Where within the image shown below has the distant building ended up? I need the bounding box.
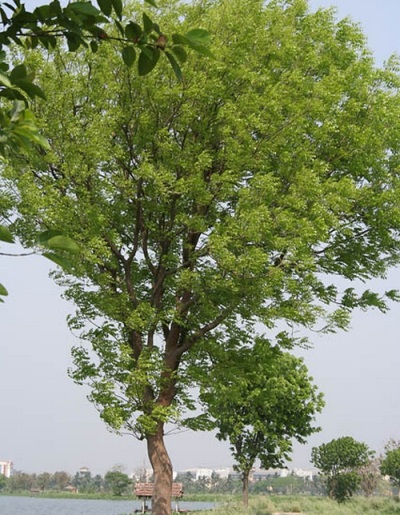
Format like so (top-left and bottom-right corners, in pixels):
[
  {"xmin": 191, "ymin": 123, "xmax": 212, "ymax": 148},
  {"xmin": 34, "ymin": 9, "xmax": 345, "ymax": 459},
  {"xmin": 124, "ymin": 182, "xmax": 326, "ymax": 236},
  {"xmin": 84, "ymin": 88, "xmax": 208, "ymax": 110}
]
[
  {"xmin": 64, "ymin": 484, "xmax": 78, "ymax": 493},
  {"xmin": 190, "ymin": 468, "xmax": 212, "ymax": 480},
  {"xmin": 78, "ymin": 467, "xmax": 90, "ymax": 477},
  {"xmin": 177, "ymin": 468, "xmax": 220, "ymax": 481},
  {"xmin": 0, "ymin": 461, "xmax": 13, "ymax": 478},
  {"xmin": 214, "ymin": 468, "xmax": 230, "ymax": 479},
  {"xmin": 292, "ymin": 468, "xmax": 314, "ymax": 481},
  {"xmin": 253, "ymin": 468, "xmax": 289, "ymax": 480}
]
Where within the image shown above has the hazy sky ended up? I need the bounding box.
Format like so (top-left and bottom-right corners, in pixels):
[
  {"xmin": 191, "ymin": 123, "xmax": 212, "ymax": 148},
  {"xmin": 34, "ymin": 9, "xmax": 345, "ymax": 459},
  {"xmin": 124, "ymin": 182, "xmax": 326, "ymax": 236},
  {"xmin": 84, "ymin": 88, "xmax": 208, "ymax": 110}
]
[{"xmin": 1, "ymin": 0, "xmax": 400, "ymax": 476}]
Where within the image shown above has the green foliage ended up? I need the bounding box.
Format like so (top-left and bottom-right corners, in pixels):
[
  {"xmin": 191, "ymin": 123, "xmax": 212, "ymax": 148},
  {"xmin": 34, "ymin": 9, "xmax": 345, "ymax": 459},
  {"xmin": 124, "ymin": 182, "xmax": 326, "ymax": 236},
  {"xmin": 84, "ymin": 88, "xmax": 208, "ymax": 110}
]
[
  {"xmin": 0, "ymin": 1, "xmax": 210, "ymax": 154},
  {"xmin": 326, "ymin": 472, "xmax": 360, "ymax": 504},
  {"xmin": 312, "ymin": 437, "xmax": 373, "ymax": 475},
  {"xmin": 3, "ymin": 0, "xmax": 400, "ymax": 496},
  {"xmin": 198, "ymin": 336, "xmax": 324, "ymax": 499},
  {"xmin": 380, "ymin": 445, "xmax": 400, "ymax": 487},
  {"xmin": 104, "ymin": 470, "xmax": 132, "ymax": 496},
  {"xmin": 0, "ymin": 224, "xmax": 14, "ymax": 243},
  {"xmin": 0, "ymin": 474, "xmax": 7, "ymax": 491},
  {"xmin": 311, "ymin": 436, "xmax": 374, "ymax": 502},
  {"xmin": 6, "ymin": 471, "xmax": 34, "ymax": 492}
]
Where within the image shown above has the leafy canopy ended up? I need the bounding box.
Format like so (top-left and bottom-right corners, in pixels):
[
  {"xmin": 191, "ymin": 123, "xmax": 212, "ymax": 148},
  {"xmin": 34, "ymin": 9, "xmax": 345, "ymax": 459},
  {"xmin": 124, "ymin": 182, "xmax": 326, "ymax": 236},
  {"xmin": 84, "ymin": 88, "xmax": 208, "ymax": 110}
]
[
  {"xmin": 0, "ymin": 0, "xmax": 210, "ymax": 298},
  {"xmin": 380, "ymin": 445, "xmax": 400, "ymax": 487},
  {"xmin": 311, "ymin": 436, "xmax": 374, "ymax": 503},
  {"xmin": 0, "ymin": 0, "xmax": 210, "ymax": 153},
  {"xmin": 198, "ymin": 336, "xmax": 324, "ymax": 497},
  {"xmin": 3, "ymin": 0, "xmax": 400, "ymax": 440}
]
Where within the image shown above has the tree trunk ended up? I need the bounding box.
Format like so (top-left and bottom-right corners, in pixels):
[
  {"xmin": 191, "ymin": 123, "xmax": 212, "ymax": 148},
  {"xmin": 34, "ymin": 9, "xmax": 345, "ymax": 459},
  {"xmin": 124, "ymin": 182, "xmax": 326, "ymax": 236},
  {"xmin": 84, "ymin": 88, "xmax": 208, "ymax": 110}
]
[
  {"xmin": 147, "ymin": 423, "xmax": 173, "ymax": 515},
  {"xmin": 242, "ymin": 470, "xmax": 250, "ymax": 508}
]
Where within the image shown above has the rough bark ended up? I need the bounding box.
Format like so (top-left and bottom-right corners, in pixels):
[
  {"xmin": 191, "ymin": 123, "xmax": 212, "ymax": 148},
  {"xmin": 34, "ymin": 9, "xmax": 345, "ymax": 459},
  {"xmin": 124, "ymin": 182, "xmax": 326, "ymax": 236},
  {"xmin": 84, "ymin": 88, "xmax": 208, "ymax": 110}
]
[{"xmin": 147, "ymin": 424, "xmax": 173, "ymax": 515}]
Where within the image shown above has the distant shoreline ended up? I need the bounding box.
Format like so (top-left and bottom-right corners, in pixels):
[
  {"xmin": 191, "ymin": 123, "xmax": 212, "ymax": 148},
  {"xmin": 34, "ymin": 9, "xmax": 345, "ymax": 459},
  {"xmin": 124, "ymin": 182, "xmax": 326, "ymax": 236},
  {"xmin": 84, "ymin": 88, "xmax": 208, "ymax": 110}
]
[{"xmin": 0, "ymin": 491, "xmax": 225, "ymax": 503}]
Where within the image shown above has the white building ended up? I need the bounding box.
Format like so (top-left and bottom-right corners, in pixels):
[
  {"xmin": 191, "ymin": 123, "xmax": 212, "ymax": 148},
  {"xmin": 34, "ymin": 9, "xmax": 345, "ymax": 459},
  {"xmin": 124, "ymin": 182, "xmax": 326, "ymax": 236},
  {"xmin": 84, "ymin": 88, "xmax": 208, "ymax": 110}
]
[
  {"xmin": 253, "ymin": 468, "xmax": 290, "ymax": 479},
  {"xmin": 292, "ymin": 468, "xmax": 314, "ymax": 481},
  {"xmin": 195, "ymin": 468, "xmax": 213, "ymax": 480},
  {"xmin": 178, "ymin": 467, "xmax": 216, "ymax": 480},
  {"xmin": 0, "ymin": 461, "xmax": 13, "ymax": 478},
  {"xmin": 213, "ymin": 468, "xmax": 231, "ymax": 479}
]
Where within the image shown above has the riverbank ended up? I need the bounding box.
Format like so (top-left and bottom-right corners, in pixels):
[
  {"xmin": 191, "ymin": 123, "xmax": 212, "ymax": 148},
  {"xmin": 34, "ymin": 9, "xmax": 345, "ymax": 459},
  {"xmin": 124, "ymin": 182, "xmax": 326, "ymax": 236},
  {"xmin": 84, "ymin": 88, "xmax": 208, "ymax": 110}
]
[
  {"xmin": 0, "ymin": 491, "xmax": 137, "ymax": 501},
  {"xmin": 0, "ymin": 490, "xmax": 231, "ymax": 503}
]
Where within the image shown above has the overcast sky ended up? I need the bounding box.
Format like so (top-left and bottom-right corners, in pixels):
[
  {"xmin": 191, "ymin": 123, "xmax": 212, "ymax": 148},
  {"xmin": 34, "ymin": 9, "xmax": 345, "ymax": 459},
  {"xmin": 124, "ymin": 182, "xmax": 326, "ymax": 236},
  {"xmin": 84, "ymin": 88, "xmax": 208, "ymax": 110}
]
[{"xmin": 1, "ymin": 0, "xmax": 400, "ymax": 476}]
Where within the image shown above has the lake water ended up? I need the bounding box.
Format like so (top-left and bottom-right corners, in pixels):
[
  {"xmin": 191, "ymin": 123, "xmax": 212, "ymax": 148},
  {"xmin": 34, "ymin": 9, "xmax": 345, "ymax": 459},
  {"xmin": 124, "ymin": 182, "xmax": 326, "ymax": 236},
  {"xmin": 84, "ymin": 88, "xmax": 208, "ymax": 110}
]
[{"xmin": 0, "ymin": 496, "xmax": 216, "ymax": 514}]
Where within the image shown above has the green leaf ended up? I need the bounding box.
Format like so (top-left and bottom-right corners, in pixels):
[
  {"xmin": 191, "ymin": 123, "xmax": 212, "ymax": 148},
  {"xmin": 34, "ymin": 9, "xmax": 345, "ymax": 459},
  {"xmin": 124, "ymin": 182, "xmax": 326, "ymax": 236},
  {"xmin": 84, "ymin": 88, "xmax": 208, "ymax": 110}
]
[
  {"xmin": 66, "ymin": 33, "xmax": 82, "ymax": 52},
  {"xmin": 45, "ymin": 235, "xmax": 80, "ymax": 253},
  {"xmin": 0, "ymin": 224, "xmax": 14, "ymax": 243},
  {"xmin": 144, "ymin": 0, "xmax": 157, "ymax": 6},
  {"xmin": 90, "ymin": 40, "xmax": 99, "ymax": 53},
  {"xmin": 165, "ymin": 51, "xmax": 182, "ymax": 82},
  {"xmin": 171, "ymin": 45, "xmax": 187, "ymax": 64},
  {"xmin": 97, "ymin": 0, "xmax": 112, "ymax": 17},
  {"xmin": 185, "ymin": 29, "xmax": 210, "ymax": 45},
  {"xmin": 36, "ymin": 230, "xmax": 62, "ymax": 244},
  {"xmin": 14, "ymin": 80, "xmax": 46, "ymax": 100},
  {"xmin": 125, "ymin": 22, "xmax": 142, "ymax": 41},
  {"xmin": 122, "ymin": 46, "xmax": 136, "ymax": 67},
  {"xmin": 114, "ymin": 19, "xmax": 124, "ymax": 36},
  {"xmin": 69, "ymin": 2, "xmax": 100, "ymax": 17},
  {"xmin": 34, "ymin": 4, "xmax": 50, "ymax": 22},
  {"xmin": 142, "ymin": 12, "xmax": 153, "ymax": 33},
  {"xmin": 111, "ymin": 0, "xmax": 122, "ymax": 19},
  {"xmin": 13, "ymin": 127, "xmax": 50, "ymax": 149},
  {"xmin": 0, "ymin": 8, "xmax": 9, "ymax": 25},
  {"xmin": 10, "ymin": 64, "xmax": 27, "ymax": 82},
  {"xmin": 0, "ymin": 72, "xmax": 12, "ymax": 88},
  {"xmin": 0, "ymin": 283, "xmax": 8, "ymax": 297},
  {"xmin": 172, "ymin": 33, "xmax": 188, "ymax": 45},
  {"xmin": 43, "ymin": 252, "xmax": 74, "ymax": 270},
  {"xmin": 138, "ymin": 46, "xmax": 160, "ymax": 76},
  {"xmin": 49, "ymin": 0, "xmax": 62, "ymax": 16},
  {"xmin": 9, "ymin": 100, "xmax": 25, "ymax": 122},
  {"xmin": 180, "ymin": 29, "xmax": 214, "ymax": 58}
]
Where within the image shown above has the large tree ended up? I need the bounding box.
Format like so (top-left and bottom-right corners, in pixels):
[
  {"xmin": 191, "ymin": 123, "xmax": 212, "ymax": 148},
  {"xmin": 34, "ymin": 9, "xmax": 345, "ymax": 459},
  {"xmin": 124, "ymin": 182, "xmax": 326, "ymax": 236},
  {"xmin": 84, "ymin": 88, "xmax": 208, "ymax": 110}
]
[
  {"xmin": 4, "ymin": 0, "xmax": 400, "ymax": 512},
  {"xmin": 198, "ymin": 337, "xmax": 324, "ymax": 506}
]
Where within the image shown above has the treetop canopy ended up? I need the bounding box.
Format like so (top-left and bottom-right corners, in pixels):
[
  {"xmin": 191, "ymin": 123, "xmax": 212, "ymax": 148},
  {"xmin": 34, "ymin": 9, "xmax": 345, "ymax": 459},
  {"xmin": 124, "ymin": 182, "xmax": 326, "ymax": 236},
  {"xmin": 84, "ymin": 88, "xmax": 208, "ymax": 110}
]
[{"xmin": 3, "ymin": 0, "xmax": 400, "ymax": 434}]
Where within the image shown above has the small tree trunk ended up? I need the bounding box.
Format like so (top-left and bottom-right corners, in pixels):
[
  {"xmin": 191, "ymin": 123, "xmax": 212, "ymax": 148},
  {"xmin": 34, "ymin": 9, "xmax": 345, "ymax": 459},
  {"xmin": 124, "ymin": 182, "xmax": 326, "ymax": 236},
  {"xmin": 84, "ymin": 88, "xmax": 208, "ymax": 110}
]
[
  {"xmin": 242, "ymin": 470, "xmax": 250, "ymax": 508},
  {"xmin": 147, "ymin": 423, "xmax": 173, "ymax": 515}
]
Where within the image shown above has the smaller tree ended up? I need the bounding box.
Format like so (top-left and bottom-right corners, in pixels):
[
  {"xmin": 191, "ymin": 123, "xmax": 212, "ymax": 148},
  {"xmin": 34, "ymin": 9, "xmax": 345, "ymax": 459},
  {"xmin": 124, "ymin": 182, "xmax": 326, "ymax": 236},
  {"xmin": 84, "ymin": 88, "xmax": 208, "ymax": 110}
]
[
  {"xmin": 6, "ymin": 471, "xmax": 34, "ymax": 492},
  {"xmin": 199, "ymin": 337, "xmax": 324, "ymax": 507},
  {"xmin": 51, "ymin": 471, "xmax": 71, "ymax": 491},
  {"xmin": 380, "ymin": 443, "xmax": 400, "ymax": 496},
  {"xmin": 36, "ymin": 472, "xmax": 51, "ymax": 491},
  {"xmin": 104, "ymin": 469, "xmax": 132, "ymax": 496},
  {"xmin": 311, "ymin": 436, "xmax": 373, "ymax": 503}
]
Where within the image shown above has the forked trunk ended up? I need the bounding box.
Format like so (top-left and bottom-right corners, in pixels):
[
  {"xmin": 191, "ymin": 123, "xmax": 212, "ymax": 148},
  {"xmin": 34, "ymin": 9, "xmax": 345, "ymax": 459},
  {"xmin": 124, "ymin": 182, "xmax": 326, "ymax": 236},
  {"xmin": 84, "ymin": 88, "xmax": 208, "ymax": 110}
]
[{"xmin": 147, "ymin": 424, "xmax": 173, "ymax": 515}]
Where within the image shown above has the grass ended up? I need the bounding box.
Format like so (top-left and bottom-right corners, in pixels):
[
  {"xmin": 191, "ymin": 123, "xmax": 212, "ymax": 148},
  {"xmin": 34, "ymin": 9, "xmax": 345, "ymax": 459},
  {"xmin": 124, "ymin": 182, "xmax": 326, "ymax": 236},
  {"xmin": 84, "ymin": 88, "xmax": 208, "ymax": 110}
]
[{"xmin": 193, "ymin": 495, "xmax": 400, "ymax": 514}]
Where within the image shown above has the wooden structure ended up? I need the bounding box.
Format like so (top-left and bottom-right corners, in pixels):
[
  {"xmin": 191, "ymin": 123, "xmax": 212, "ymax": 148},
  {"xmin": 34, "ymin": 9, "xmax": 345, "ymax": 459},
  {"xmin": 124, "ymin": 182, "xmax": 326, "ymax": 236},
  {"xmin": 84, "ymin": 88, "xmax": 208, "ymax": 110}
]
[{"xmin": 134, "ymin": 482, "xmax": 184, "ymax": 513}]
